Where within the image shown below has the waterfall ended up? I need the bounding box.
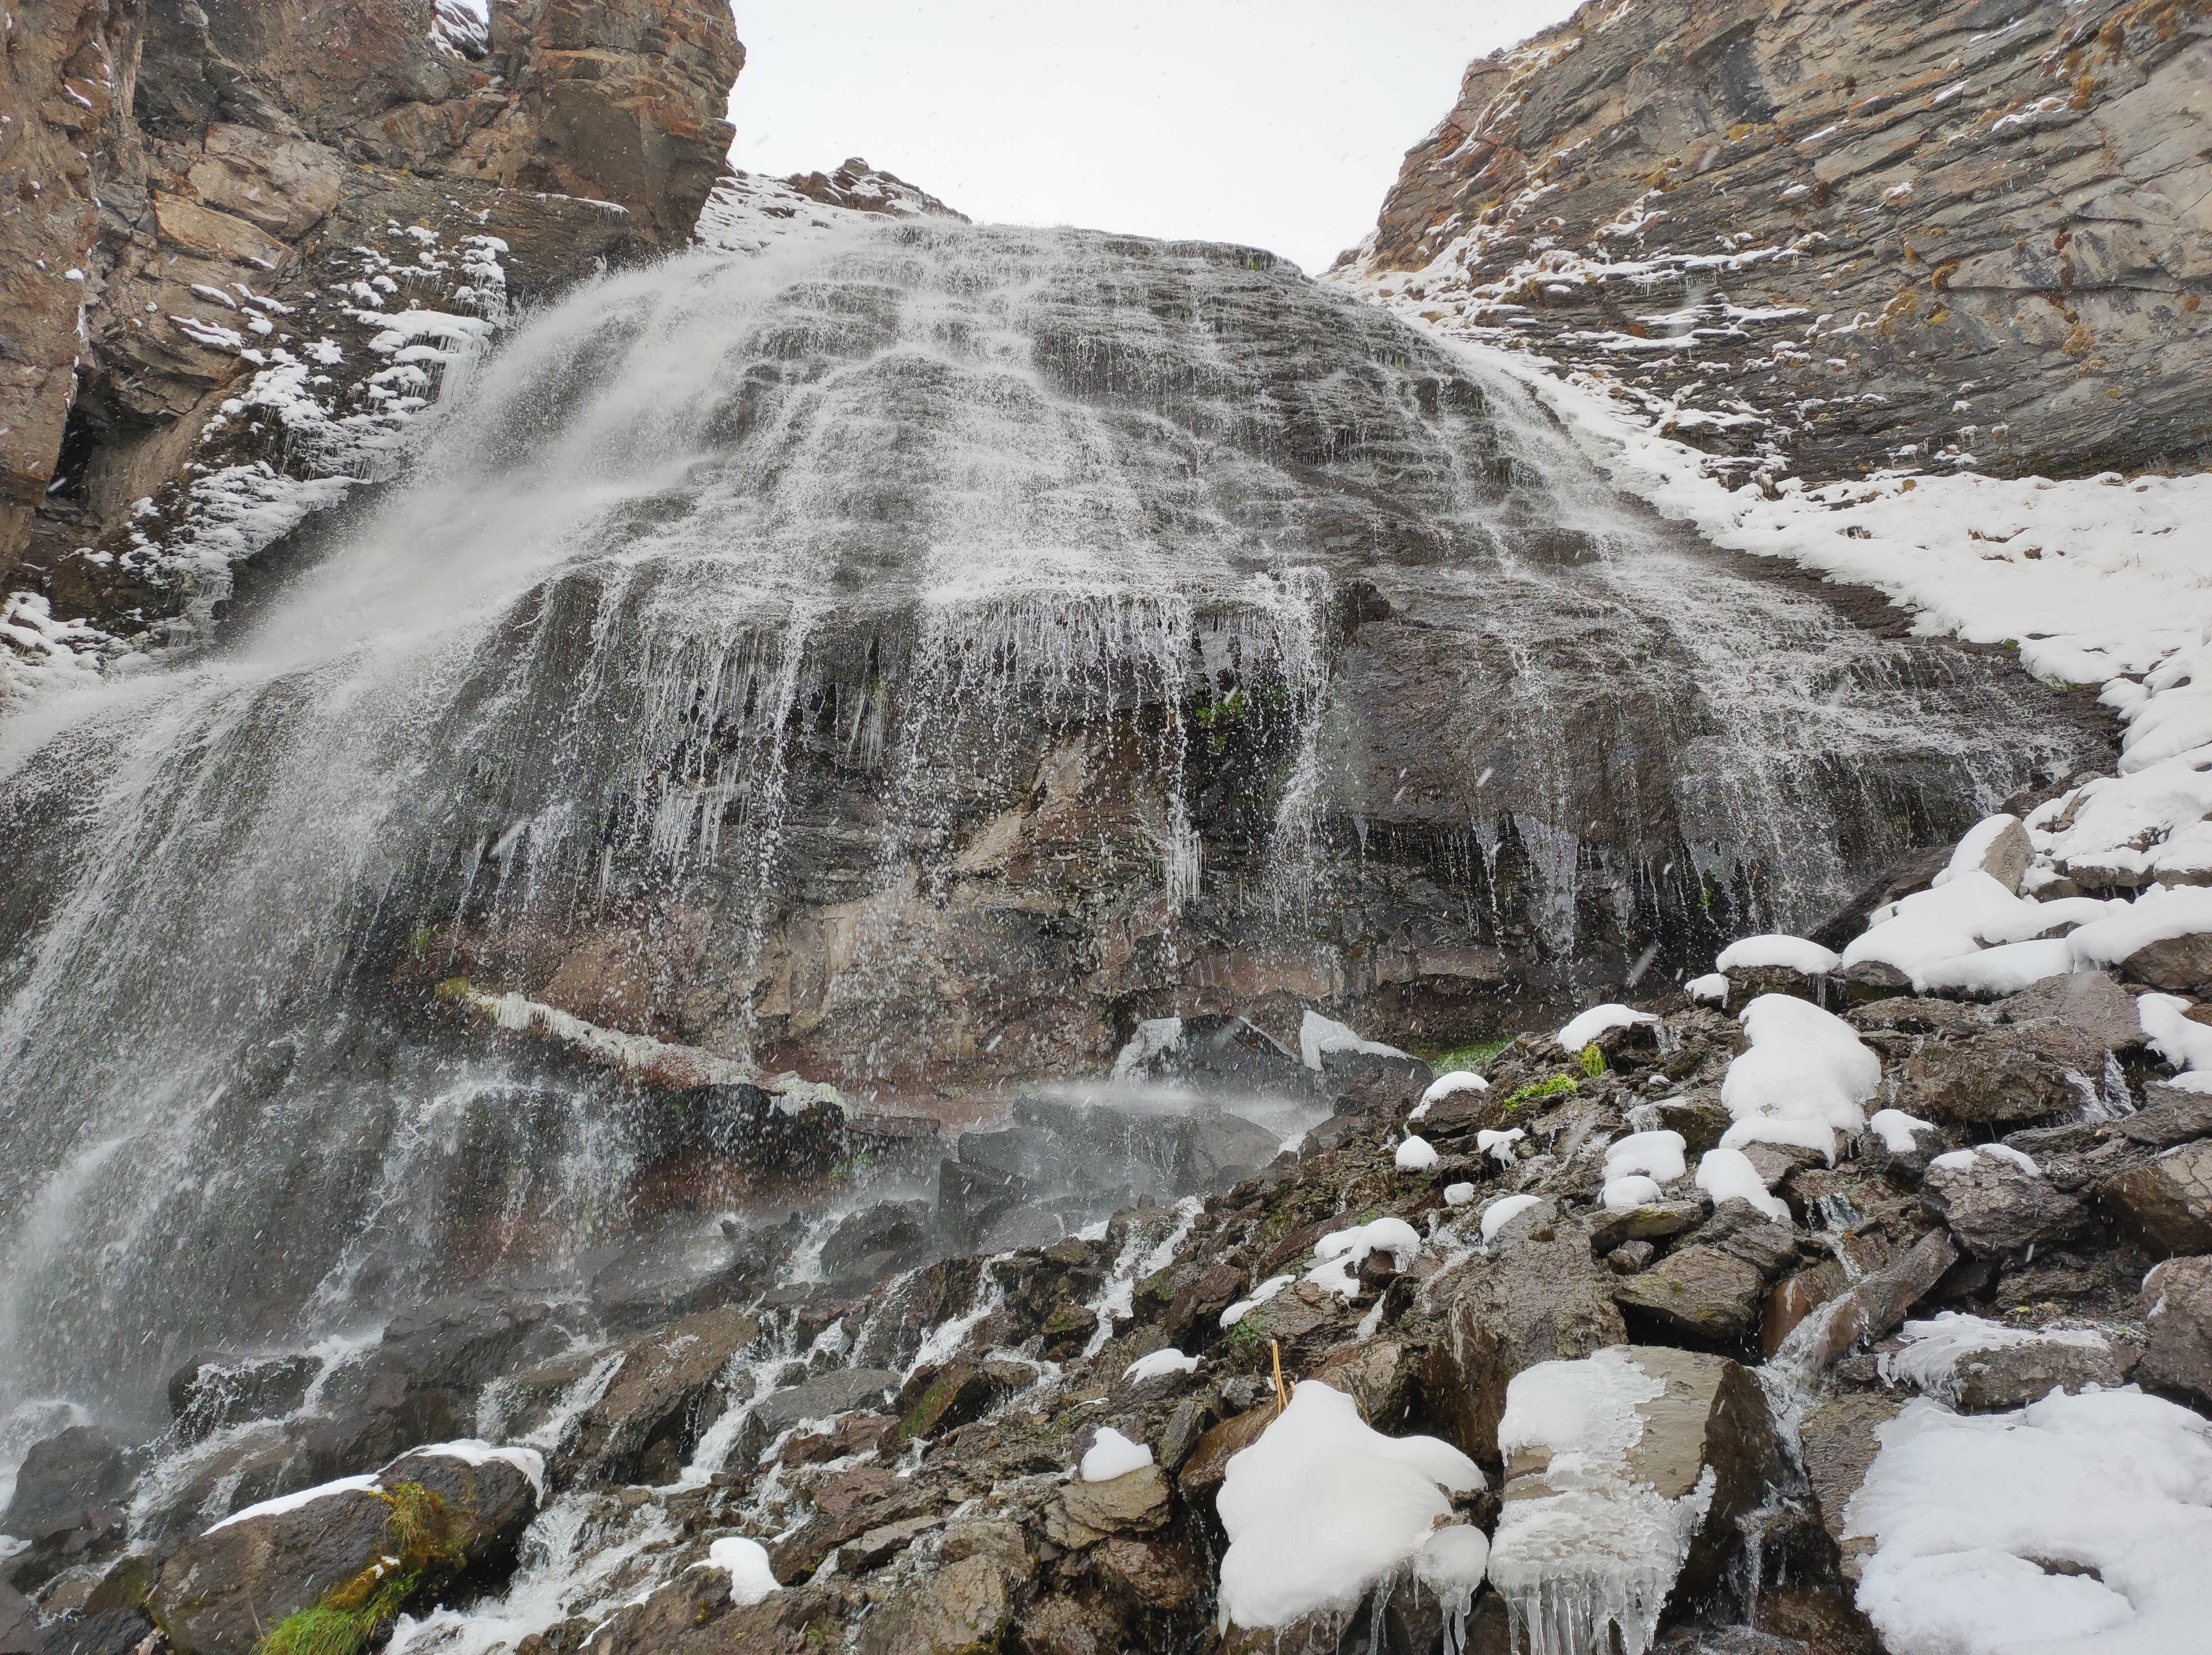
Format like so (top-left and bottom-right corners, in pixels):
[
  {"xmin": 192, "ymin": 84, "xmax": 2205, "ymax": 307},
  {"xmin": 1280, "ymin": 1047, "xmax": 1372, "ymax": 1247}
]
[{"xmin": 0, "ymin": 218, "xmax": 2095, "ymax": 1433}]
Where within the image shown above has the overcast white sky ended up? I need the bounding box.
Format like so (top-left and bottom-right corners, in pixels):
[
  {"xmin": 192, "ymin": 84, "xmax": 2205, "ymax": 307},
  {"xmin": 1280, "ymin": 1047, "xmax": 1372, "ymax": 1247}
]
[{"xmin": 724, "ymin": 2, "xmax": 1580, "ymax": 274}]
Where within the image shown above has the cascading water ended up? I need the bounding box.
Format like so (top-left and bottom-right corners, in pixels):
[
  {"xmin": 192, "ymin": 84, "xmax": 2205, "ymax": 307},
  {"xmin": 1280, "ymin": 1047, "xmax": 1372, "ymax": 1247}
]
[{"xmin": 0, "ymin": 215, "xmax": 2100, "ymax": 1451}]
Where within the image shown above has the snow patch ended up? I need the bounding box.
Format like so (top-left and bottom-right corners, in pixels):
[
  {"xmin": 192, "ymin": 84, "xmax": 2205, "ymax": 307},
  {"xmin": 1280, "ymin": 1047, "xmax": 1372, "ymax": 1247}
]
[
  {"xmin": 1080, "ymin": 1427, "xmax": 1154, "ymax": 1483},
  {"xmin": 1848, "ymin": 1389, "xmax": 2212, "ymax": 1655}
]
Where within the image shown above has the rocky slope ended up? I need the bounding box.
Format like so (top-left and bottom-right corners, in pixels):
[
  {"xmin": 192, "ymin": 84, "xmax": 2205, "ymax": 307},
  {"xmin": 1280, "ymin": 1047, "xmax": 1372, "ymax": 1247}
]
[
  {"xmin": 6, "ymin": 902, "xmax": 2209, "ymax": 1655},
  {"xmin": 0, "ymin": 0, "xmax": 745, "ymax": 643},
  {"xmin": 1331, "ymin": 0, "xmax": 2212, "ymax": 484}
]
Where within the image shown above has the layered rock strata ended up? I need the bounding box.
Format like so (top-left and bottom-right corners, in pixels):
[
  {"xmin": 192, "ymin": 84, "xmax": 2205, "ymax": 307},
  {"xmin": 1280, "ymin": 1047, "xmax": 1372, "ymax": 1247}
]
[
  {"xmin": 1, "ymin": 0, "xmax": 746, "ymax": 637},
  {"xmin": 1332, "ymin": 0, "xmax": 2212, "ymax": 482}
]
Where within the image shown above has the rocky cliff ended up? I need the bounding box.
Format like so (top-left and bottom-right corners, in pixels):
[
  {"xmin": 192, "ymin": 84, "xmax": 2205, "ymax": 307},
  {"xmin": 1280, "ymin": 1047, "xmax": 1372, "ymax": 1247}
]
[
  {"xmin": 1332, "ymin": 0, "xmax": 2212, "ymax": 483},
  {"xmin": 0, "ymin": 0, "xmax": 745, "ymax": 640}
]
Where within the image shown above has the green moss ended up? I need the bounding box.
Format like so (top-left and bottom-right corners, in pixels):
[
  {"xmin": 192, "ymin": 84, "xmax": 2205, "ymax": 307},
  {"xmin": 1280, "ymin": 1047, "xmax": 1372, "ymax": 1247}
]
[
  {"xmin": 1578, "ymin": 1042, "xmax": 1607, "ymax": 1078},
  {"xmin": 1499, "ymin": 1073, "xmax": 1577, "ymax": 1114},
  {"xmin": 1215, "ymin": 1316, "xmax": 1268, "ymax": 1364},
  {"xmin": 1421, "ymin": 1038, "xmax": 1510, "ymax": 1074},
  {"xmin": 255, "ymin": 1484, "xmax": 464, "ymax": 1655}
]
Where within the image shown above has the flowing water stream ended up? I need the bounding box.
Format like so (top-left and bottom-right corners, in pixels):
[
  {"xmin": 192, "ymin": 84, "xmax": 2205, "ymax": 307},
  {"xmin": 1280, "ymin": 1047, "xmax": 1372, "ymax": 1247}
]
[{"xmin": 0, "ymin": 218, "xmax": 2099, "ymax": 1462}]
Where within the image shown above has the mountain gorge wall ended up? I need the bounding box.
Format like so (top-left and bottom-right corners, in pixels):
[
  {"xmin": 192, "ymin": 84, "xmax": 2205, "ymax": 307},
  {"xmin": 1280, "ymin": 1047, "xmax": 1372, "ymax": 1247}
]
[
  {"xmin": 1335, "ymin": 0, "xmax": 2212, "ymax": 483},
  {"xmin": 0, "ymin": 0, "xmax": 744, "ymax": 637}
]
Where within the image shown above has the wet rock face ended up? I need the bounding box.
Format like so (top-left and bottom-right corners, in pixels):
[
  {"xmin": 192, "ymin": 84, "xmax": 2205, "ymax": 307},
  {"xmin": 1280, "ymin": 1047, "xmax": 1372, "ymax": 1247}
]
[
  {"xmin": 1337, "ymin": 0, "xmax": 2212, "ymax": 482},
  {"xmin": 149, "ymin": 1447, "xmax": 539, "ymax": 1655},
  {"xmin": 8, "ymin": 0, "xmax": 745, "ymax": 616}
]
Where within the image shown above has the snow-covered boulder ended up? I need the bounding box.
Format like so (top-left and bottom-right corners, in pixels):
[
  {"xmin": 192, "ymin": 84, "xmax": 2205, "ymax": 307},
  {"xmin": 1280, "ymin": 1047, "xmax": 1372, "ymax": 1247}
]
[
  {"xmin": 1556, "ymin": 1003, "xmax": 1658, "ymax": 1053},
  {"xmin": 2069, "ymin": 886, "xmax": 2212, "ymax": 994},
  {"xmin": 1938, "ymin": 813, "xmax": 2033, "ymax": 894},
  {"xmin": 1847, "ymin": 1389, "xmax": 2212, "ymax": 1655},
  {"xmin": 1716, "ymin": 993, "xmax": 1877, "ymax": 1166},
  {"xmin": 1920, "ymin": 1146, "xmax": 2091, "ymax": 1258},
  {"xmin": 1215, "ymin": 1380, "xmax": 1484, "ymax": 1632},
  {"xmin": 1486, "ymin": 1347, "xmax": 1789, "ymax": 1655},
  {"xmin": 1300, "ymin": 1010, "xmax": 1433, "ymax": 1113},
  {"xmin": 1878, "ymin": 1313, "xmax": 2123, "ymax": 1412}
]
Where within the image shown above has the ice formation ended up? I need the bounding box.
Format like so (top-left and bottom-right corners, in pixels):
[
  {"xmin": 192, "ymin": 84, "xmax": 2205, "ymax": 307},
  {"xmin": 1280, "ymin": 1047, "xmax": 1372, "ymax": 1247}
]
[
  {"xmin": 1215, "ymin": 1381, "xmax": 1483, "ymax": 1629},
  {"xmin": 1487, "ymin": 1348, "xmax": 1717, "ymax": 1655},
  {"xmin": 1848, "ymin": 1390, "xmax": 2212, "ymax": 1655},
  {"xmin": 1878, "ymin": 1313, "xmax": 2110, "ymax": 1404},
  {"xmin": 1444, "ymin": 1182, "xmax": 1476, "ymax": 1207}
]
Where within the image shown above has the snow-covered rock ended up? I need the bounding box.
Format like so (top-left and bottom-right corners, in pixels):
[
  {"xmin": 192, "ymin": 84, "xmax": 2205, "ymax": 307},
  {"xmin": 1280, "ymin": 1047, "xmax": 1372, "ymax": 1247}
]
[
  {"xmin": 1715, "ymin": 934, "xmax": 1841, "ymax": 976},
  {"xmin": 1215, "ymin": 1380, "xmax": 1484, "ymax": 1630},
  {"xmin": 1716, "ymin": 993, "xmax": 1877, "ymax": 1163},
  {"xmin": 1848, "ymin": 1389, "xmax": 2212, "ymax": 1655},
  {"xmin": 1080, "ymin": 1427, "xmax": 1154, "ymax": 1482},
  {"xmin": 1487, "ymin": 1347, "xmax": 1786, "ymax": 1655},
  {"xmin": 1557, "ymin": 1004, "xmax": 1658, "ymax": 1052},
  {"xmin": 1395, "ymin": 1134, "xmax": 1440, "ymax": 1173}
]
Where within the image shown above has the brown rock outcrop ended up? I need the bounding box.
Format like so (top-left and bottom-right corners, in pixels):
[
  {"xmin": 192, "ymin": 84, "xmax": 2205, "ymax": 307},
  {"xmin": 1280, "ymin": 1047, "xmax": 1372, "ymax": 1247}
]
[
  {"xmin": 1333, "ymin": 0, "xmax": 2212, "ymax": 482},
  {"xmin": 6, "ymin": 0, "xmax": 745, "ymax": 627}
]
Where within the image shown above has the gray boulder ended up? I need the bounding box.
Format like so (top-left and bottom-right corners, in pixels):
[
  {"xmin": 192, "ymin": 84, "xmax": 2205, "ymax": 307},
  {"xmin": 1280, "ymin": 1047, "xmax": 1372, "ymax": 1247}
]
[
  {"xmin": 1116, "ymin": 1014, "xmax": 1325, "ymax": 1103},
  {"xmin": 1922, "ymin": 1154, "xmax": 2093, "ymax": 1257},
  {"xmin": 1798, "ymin": 1392, "xmax": 1905, "ymax": 1584},
  {"xmin": 2111, "ymin": 930, "xmax": 2212, "ymax": 996},
  {"xmin": 1613, "ymin": 1245, "xmax": 1767, "ymax": 1340},
  {"xmin": 168, "ymin": 1352, "xmax": 319, "ymax": 1442},
  {"xmin": 2120, "ymin": 1082, "xmax": 2212, "ymax": 1149},
  {"xmin": 1895, "ymin": 1035, "xmax": 2078, "ymax": 1126},
  {"xmin": 1420, "ymin": 1225, "xmax": 1626, "ymax": 1467},
  {"xmin": 748, "ymin": 1369, "xmax": 903, "ymax": 1448},
  {"xmin": 819, "ymin": 1201, "xmax": 936, "ymax": 1288},
  {"xmin": 2138, "ymin": 1254, "xmax": 2212, "ymax": 1409},
  {"xmin": 0, "ymin": 1427, "xmax": 132, "ymax": 1543},
  {"xmin": 1946, "ymin": 1337, "xmax": 2128, "ymax": 1411},
  {"xmin": 2098, "ymin": 1142, "xmax": 2212, "ymax": 1257},
  {"xmin": 557, "ymin": 1307, "xmax": 760, "ymax": 1484},
  {"xmin": 1986, "ymin": 970, "xmax": 2144, "ymax": 1051}
]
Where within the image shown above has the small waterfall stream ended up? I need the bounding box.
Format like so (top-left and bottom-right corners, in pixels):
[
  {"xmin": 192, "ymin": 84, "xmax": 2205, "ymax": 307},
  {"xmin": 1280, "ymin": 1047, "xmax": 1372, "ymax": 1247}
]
[{"xmin": 0, "ymin": 218, "xmax": 2098, "ymax": 1451}]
